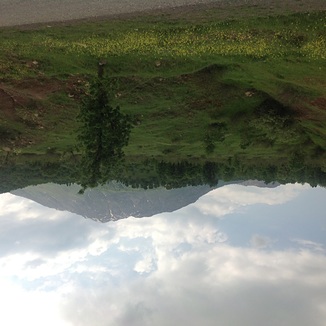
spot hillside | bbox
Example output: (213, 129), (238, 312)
(0, 0), (325, 171)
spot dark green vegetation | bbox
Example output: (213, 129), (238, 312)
(0, 2), (325, 191)
(77, 67), (133, 190)
(1, 154), (325, 194)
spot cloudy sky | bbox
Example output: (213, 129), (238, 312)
(0, 183), (325, 326)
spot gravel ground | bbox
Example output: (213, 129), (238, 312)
(0, 0), (221, 27)
(0, 0), (325, 27)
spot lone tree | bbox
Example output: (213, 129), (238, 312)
(77, 62), (132, 192)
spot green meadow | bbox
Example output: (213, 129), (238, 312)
(0, 7), (325, 171)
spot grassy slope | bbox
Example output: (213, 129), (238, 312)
(0, 2), (325, 167)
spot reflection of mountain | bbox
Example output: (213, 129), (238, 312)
(11, 181), (279, 222)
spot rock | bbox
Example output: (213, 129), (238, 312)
(245, 91), (254, 97)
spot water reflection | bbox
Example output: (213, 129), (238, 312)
(0, 183), (325, 325)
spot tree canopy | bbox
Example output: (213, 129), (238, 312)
(77, 65), (132, 191)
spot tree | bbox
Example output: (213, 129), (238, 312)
(77, 63), (133, 192)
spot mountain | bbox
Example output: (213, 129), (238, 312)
(11, 182), (214, 222)
(11, 180), (279, 222)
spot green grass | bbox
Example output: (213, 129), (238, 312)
(1, 11), (325, 78)
(0, 9), (325, 164)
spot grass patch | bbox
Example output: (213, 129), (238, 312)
(0, 8), (325, 164)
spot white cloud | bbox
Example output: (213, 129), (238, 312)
(0, 193), (39, 219)
(292, 239), (325, 252)
(194, 183), (311, 217)
(61, 245), (326, 326)
(134, 254), (155, 274)
(250, 234), (275, 249)
(0, 279), (70, 326)
(0, 184), (325, 326)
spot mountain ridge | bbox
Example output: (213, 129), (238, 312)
(11, 180), (279, 222)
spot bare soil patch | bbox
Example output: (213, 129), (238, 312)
(0, 88), (16, 119)
(0, 78), (71, 148)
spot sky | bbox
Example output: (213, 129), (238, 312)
(0, 182), (326, 326)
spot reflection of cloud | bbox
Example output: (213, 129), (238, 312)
(194, 183), (310, 217)
(250, 234), (275, 249)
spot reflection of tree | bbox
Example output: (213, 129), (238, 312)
(77, 63), (132, 192)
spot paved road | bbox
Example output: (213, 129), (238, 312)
(0, 0), (218, 27)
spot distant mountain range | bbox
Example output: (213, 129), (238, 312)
(11, 180), (279, 222)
